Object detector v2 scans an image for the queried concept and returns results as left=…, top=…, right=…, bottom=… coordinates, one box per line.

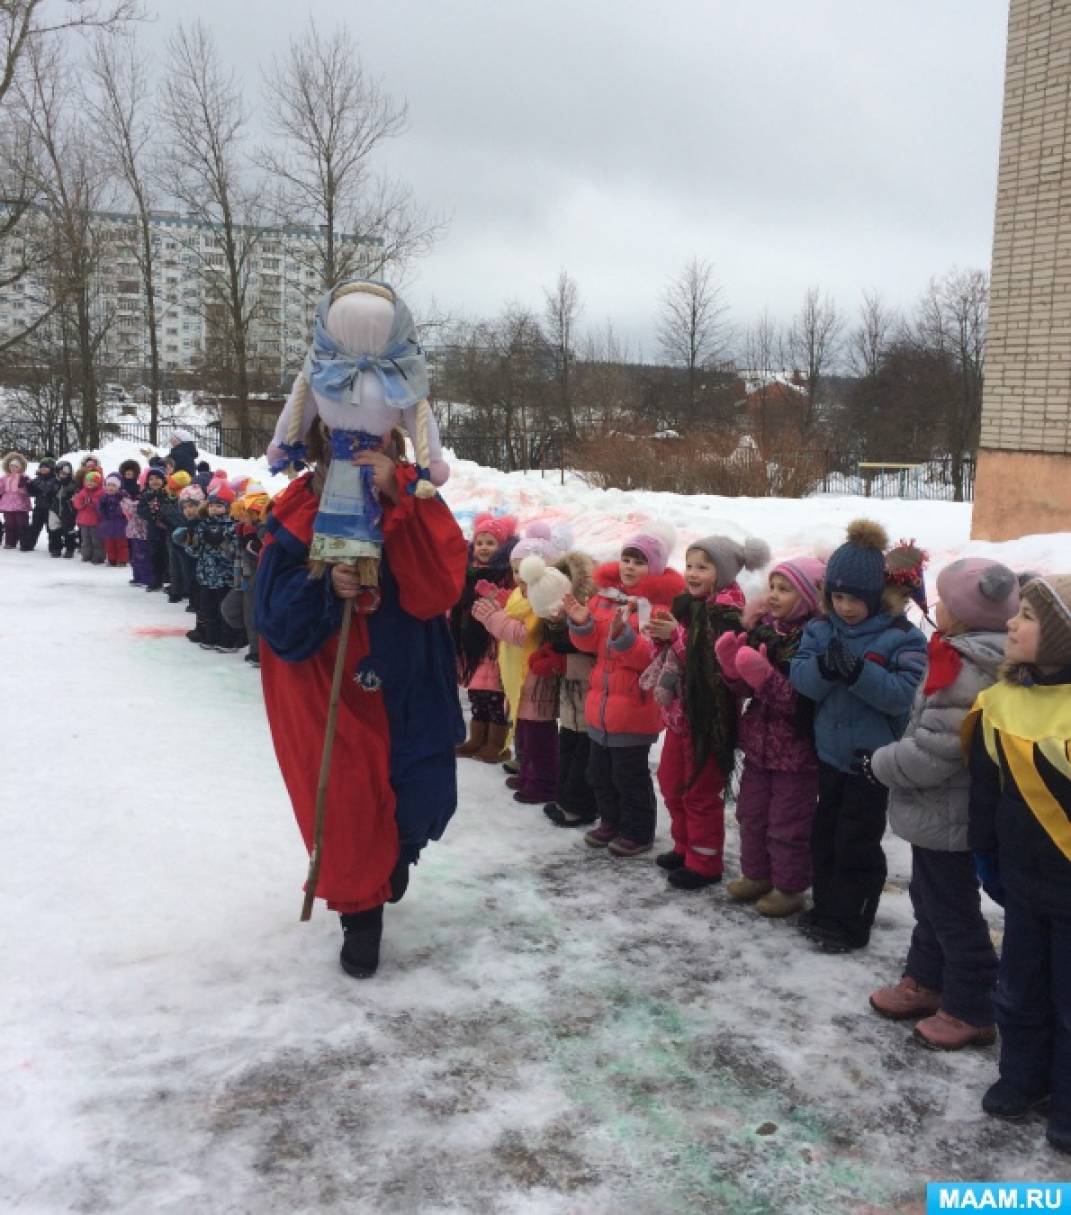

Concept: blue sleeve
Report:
left=254, top=539, right=342, bottom=662
left=790, top=621, right=837, bottom=703
left=848, top=628, right=927, bottom=715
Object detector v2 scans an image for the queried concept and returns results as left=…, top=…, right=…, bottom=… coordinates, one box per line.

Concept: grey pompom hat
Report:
left=687, top=535, right=771, bottom=590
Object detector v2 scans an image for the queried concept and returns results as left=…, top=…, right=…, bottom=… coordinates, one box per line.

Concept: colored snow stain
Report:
left=132, top=625, right=189, bottom=638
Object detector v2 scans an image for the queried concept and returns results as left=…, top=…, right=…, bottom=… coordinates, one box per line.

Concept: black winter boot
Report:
left=339, top=906, right=384, bottom=979
left=656, top=850, right=686, bottom=871
left=982, top=1078, right=1050, bottom=1119
left=1047, top=1116, right=1071, bottom=1155
left=667, top=866, right=722, bottom=890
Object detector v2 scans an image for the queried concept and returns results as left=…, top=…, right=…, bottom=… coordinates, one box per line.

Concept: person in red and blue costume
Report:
left=256, top=425, right=467, bottom=979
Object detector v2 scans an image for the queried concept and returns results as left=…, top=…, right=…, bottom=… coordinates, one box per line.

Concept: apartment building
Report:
left=0, top=207, right=371, bottom=385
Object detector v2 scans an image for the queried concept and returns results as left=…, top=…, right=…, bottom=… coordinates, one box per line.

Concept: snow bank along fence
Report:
left=0, top=415, right=975, bottom=501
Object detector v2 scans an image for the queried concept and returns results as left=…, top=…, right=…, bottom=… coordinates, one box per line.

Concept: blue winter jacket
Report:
left=790, top=611, right=927, bottom=772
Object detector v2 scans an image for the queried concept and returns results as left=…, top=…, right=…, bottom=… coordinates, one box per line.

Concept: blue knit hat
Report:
left=825, top=519, right=888, bottom=614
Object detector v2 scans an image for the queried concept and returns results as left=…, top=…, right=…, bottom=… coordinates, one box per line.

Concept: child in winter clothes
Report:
left=645, top=534, right=771, bottom=888
left=72, top=470, right=105, bottom=564
left=97, top=474, right=130, bottom=566
left=450, top=512, right=518, bottom=763
left=718, top=556, right=826, bottom=916
left=137, top=467, right=171, bottom=591
left=790, top=521, right=928, bottom=953
left=868, top=558, right=1019, bottom=1050
left=118, top=458, right=141, bottom=498
left=965, top=575, right=1071, bottom=1155
left=523, top=550, right=599, bottom=828
left=1, top=452, right=31, bottom=550
left=222, top=487, right=269, bottom=667
left=50, top=461, right=78, bottom=557
left=175, top=487, right=205, bottom=619
left=164, top=472, right=193, bottom=603
left=471, top=538, right=561, bottom=804
left=22, top=458, right=56, bottom=552
left=177, top=483, right=241, bottom=651
left=563, top=527, right=686, bottom=857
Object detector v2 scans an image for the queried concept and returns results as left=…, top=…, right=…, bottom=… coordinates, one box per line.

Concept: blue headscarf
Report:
left=306, top=280, right=429, bottom=411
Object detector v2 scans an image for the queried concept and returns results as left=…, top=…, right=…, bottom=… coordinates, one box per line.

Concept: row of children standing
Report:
left=449, top=510, right=1070, bottom=1157
left=2, top=447, right=269, bottom=668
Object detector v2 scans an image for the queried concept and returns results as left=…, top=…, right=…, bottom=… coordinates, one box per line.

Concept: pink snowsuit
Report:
left=727, top=612, right=820, bottom=894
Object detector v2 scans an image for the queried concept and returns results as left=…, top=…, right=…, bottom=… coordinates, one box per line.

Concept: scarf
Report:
left=964, top=679, right=1071, bottom=861
left=672, top=592, right=743, bottom=781
left=748, top=616, right=803, bottom=672
left=306, top=282, right=429, bottom=410
left=498, top=587, right=542, bottom=743
left=924, top=632, right=964, bottom=696
left=748, top=612, right=814, bottom=740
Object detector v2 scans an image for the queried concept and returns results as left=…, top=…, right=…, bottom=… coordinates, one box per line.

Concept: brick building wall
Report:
left=973, top=0, right=1071, bottom=538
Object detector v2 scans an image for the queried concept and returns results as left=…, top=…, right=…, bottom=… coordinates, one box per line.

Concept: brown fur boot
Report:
left=456, top=718, right=488, bottom=758
left=475, top=722, right=510, bottom=763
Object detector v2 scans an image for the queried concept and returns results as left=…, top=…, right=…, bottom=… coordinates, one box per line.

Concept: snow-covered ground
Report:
left=4, top=446, right=1068, bottom=1213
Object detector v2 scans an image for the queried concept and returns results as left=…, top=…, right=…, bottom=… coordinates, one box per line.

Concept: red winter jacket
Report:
left=569, top=562, right=686, bottom=745
left=72, top=485, right=103, bottom=527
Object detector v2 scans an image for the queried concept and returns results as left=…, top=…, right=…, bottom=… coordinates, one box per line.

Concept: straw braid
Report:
left=285, top=372, right=311, bottom=448
left=410, top=399, right=436, bottom=499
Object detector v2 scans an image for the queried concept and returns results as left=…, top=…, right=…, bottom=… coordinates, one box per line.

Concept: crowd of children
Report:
left=6, top=449, right=1069, bottom=1156
left=450, top=507, right=1070, bottom=1157
left=4, top=445, right=267, bottom=668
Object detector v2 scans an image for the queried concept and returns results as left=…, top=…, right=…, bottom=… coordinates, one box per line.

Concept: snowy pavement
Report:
left=2, top=545, right=1064, bottom=1215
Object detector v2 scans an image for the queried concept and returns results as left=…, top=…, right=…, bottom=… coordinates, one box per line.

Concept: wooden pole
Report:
left=300, top=593, right=355, bottom=921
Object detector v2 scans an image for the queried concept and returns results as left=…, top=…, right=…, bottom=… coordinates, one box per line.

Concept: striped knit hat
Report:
left=1022, top=576, right=1071, bottom=669
left=771, top=556, right=826, bottom=621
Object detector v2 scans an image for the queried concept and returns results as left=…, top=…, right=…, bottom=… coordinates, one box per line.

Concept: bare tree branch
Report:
left=256, top=20, right=445, bottom=313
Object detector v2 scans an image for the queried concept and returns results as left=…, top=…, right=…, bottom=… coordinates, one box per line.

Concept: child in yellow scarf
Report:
left=965, top=575, right=1071, bottom=1156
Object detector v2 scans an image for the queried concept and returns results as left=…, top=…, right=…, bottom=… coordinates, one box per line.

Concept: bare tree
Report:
left=19, top=38, right=115, bottom=447
left=657, top=257, right=730, bottom=422
left=0, top=0, right=140, bottom=108
left=87, top=31, right=164, bottom=441
left=913, top=268, right=987, bottom=499
left=543, top=268, right=581, bottom=437
left=740, top=310, right=794, bottom=451
left=258, top=21, right=443, bottom=308
left=0, top=1, right=139, bottom=357
left=788, top=286, right=843, bottom=433
left=848, top=289, right=897, bottom=378
left=160, top=21, right=262, bottom=451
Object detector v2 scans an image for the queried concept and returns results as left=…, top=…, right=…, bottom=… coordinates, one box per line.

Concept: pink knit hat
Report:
left=771, top=556, right=826, bottom=620
left=472, top=512, right=517, bottom=549
left=936, top=558, right=1019, bottom=632
left=622, top=523, right=676, bottom=577
left=513, top=521, right=574, bottom=563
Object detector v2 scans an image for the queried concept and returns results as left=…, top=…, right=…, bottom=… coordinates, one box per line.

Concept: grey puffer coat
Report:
left=872, top=630, right=1005, bottom=851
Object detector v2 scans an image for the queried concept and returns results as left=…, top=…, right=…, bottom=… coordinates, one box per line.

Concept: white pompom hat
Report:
left=519, top=554, right=572, bottom=619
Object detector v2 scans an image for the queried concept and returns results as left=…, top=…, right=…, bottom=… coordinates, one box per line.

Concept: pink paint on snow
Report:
left=132, top=626, right=189, bottom=638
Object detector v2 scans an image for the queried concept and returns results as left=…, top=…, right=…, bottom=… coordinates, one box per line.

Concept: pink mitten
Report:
left=713, top=630, right=745, bottom=679
left=735, top=643, right=773, bottom=691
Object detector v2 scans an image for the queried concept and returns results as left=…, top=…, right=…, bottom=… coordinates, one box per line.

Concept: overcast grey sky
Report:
left=141, top=0, right=1009, bottom=357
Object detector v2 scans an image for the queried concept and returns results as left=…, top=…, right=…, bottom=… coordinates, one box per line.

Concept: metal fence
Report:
left=0, top=418, right=273, bottom=460
left=438, top=429, right=566, bottom=479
